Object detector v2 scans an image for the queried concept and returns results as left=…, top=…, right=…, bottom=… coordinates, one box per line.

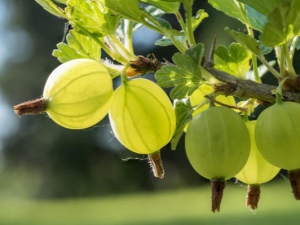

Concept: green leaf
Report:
left=208, top=0, right=267, bottom=31
left=52, top=30, right=101, bottom=63
left=288, top=0, right=300, bottom=36
left=154, top=36, right=185, bottom=47
left=258, top=42, right=273, bottom=55
left=140, top=9, right=183, bottom=36
left=153, top=17, right=172, bottom=30
left=171, top=99, right=193, bottom=150
left=245, top=5, right=267, bottom=31
left=129, top=5, right=165, bottom=34
left=139, top=0, right=180, bottom=14
left=236, top=0, right=284, bottom=15
left=99, top=0, right=144, bottom=23
left=185, top=43, right=204, bottom=66
left=66, top=0, right=120, bottom=37
left=160, top=0, right=193, bottom=3
left=225, top=28, right=261, bottom=55
left=155, top=44, right=204, bottom=99
left=155, top=36, right=173, bottom=46
left=214, top=43, right=252, bottom=77
left=259, top=1, right=295, bottom=47
left=35, top=0, right=66, bottom=18
left=53, top=0, right=67, bottom=3
left=208, top=0, right=247, bottom=24
left=192, top=9, right=209, bottom=31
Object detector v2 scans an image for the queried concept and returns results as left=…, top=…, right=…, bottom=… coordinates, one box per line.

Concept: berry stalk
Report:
left=246, top=184, right=261, bottom=210
left=148, top=151, right=164, bottom=179
left=288, top=169, right=300, bottom=200
left=211, top=179, right=226, bottom=213
left=14, top=98, right=46, bottom=116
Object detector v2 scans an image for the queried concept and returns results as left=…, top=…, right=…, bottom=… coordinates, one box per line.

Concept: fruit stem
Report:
left=13, top=98, right=47, bottom=116
left=288, top=169, right=300, bottom=200
left=211, top=179, right=226, bottom=213
left=246, top=184, right=261, bottom=210
left=275, top=77, right=288, bottom=104
left=148, top=151, right=164, bottom=179
left=205, top=95, right=248, bottom=112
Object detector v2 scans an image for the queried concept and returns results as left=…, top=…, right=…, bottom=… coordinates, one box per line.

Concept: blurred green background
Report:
left=0, top=0, right=299, bottom=224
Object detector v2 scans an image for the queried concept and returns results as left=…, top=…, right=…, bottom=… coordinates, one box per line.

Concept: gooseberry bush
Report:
left=13, top=0, right=300, bottom=212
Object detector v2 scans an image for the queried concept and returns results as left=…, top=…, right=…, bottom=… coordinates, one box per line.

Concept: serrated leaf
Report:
left=171, top=99, right=193, bottom=150
left=225, top=28, right=261, bottom=55
left=214, top=43, right=252, bottom=77
left=128, top=5, right=164, bottom=34
left=53, top=0, right=67, bottom=4
left=99, top=0, right=144, bottom=23
left=154, top=36, right=174, bottom=46
left=154, top=17, right=172, bottom=30
left=155, top=44, right=204, bottom=99
left=245, top=5, right=267, bottom=31
left=259, top=1, right=295, bottom=47
left=35, top=0, right=66, bottom=18
left=139, top=0, right=180, bottom=14
left=66, top=0, right=120, bottom=37
left=209, top=0, right=267, bottom=31
left=192, top=9, right=209, bottom=31
left=52, top=30, right=101, bottom=63
left=154, top=35, right=185, bottom=47
left=185, top=43, right=204, bottom=66
left=258, top=42, right=273, bottom=55
left=208, top=0, right=247, bottom=24
left=140, top=9, right=183, bottom=36
left=236, top=0, right=284, bottom=15
left=289, top=0, right=300, bottom=36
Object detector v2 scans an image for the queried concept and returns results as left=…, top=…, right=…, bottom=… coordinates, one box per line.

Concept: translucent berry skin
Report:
left=190, top=84, right=236, bottom=116
left=43, top=59, right=113, bottom=129
left=184, top=84, right=235, bottom=131
left=109, top=78, right=176, bottom=154
left=255, top=101, right=300, bottom=170
left=236, top=120, right=280, bottom=185
left=185, top=106, right=251, bottom=180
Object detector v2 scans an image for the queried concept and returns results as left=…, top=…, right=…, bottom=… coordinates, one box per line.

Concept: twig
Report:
left=203, top=62, right=300, bottom=104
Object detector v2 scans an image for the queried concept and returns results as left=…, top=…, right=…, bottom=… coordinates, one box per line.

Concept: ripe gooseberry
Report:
left=255, top=96, right=300, bottom=200
left=235, top=120, right=280, bottom=210
left=109, top=78, right=176, bottom=178
left=109, top=78, right=176, bottom=154
left=14, top=59, right=114, bottom=129
left=185, top=105, right=250, bottom=212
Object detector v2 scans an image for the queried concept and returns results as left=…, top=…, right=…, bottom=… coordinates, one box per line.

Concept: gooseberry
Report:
left=235, top=120, right=280, bottom=210
left=185, top=105, right=250, bottom=212
left=109, top=78, right=176, bottom=155
left=183, top=84, right=235, bottom=131
left=255, top=96, right=300, bottom=200
left=14, top=59, right=114, bottom=129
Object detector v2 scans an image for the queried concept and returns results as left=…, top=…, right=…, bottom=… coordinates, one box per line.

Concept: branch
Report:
left=203, top=62, right=300, bottom=104
left=129, top=55, right=300, bottom=104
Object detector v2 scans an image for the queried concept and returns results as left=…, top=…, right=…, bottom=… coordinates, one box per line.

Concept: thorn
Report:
left=209, top=36, right=217, bottom=63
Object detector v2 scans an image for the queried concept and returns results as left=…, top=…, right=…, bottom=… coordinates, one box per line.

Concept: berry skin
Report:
left=109, top=78, right=176, bottom=155
left=255, top=99, right=300, bottom=200
left=43, top=59, right=113, bottom=129
left=235, top=120, right=280, bottom=210
left=185, top=106, right=250, bottom=212
left=185, top=106, right=250, bottom=180
left=236, top=120, right=280, bottom=185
